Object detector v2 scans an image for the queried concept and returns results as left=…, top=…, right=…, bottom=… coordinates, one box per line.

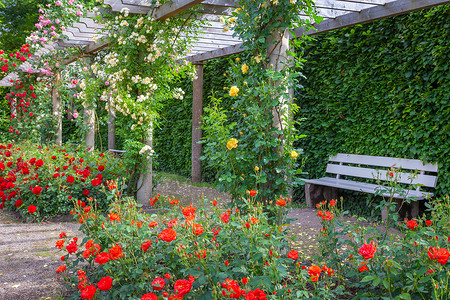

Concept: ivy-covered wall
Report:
left=296, top=5, right=450, bottom=197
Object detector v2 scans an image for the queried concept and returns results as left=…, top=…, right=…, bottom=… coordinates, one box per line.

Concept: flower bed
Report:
left=0, top=142, right=127, bottom=220
left=54, top=190, right=342, bottom=299
left=315, top=196, right=450, bottom=299
left=53, top=183, right=450, bottom=299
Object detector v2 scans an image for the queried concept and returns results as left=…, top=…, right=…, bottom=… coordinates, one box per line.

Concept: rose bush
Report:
left=0, top=141, right=127, bottom=220
left=54, top=188, right=346, bottom=299
left=315, top=196, right=450, bottom=299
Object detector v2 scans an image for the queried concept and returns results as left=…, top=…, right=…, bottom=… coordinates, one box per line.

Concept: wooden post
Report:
left=191, top=63, right=204, bottom=183
left=266, top=29, right=290, bottom=132
left=83, top=57, right=95, bottom=151
left=107, top=95, right=116, bottom=150
left=84, top=104, right=95, bottom=150
left=137, top=126, right=153, bottom=205
left=52, top=69, right=62, bottom=145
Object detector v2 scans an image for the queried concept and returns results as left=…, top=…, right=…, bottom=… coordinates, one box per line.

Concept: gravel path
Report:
left=0, top=212, right=81, bottom=300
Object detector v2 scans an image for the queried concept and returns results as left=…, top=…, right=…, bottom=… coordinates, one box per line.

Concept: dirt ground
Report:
left=0, top=178, right=393, bottom=299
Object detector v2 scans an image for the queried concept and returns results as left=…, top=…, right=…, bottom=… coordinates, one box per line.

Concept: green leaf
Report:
left=361, top=275, right=374, bottom=282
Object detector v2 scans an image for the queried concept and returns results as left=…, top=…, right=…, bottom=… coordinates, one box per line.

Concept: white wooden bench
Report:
left=304, top=153, right=439, bottom=219
left=109, top=149, right=126, bottom=157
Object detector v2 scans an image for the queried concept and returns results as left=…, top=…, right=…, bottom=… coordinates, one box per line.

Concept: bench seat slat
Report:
left=329, top=153, right=438, bottom=172
left=303, top=177, right=433, bottom=200
left=326, top=164, right=438, bottom=188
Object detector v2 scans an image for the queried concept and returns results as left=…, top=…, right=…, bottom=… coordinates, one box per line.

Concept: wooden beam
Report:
left=85, top=39, right=112, bottom=53
left=187, top=0, right=449, bottom=62
left=202, top=0, right=238, bottom=7
left=186, top=42, right=245, bottom=62
left=152, top=0, right=204, bottom=20
left=296, top=0, right=450, bottom=35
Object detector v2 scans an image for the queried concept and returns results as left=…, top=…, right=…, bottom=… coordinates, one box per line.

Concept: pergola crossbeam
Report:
left=186, top=0, right=449, bottom=62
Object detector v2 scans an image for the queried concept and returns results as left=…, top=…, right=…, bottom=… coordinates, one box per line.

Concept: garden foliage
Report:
left=55, top=188, right=346, bottom=300
left=296, top=5, right=450, bottom=198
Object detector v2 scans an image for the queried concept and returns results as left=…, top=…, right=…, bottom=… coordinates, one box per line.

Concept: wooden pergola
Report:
left=1, top=0, right=448, bottom=184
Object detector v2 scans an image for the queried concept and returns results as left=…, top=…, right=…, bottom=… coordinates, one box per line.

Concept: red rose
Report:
left=221, top=212, right=230, bottom=224
left=55, top=265, right=67, bottom=273
left=151, top=277, right=165, bottom=290
left=91, top=178, right=101, bottom=186
left=80, top=284, right=96, bottom=299
left=97, top=276, right=113, bottom=291
left=32, top=186, right=43, bottom=195
left=246, top=288, right=267, bottom=300
left=158, top=228, right=177, bottom=242
left=67, top=175, right=75, bottom=183
left=406, top=219, right=418, bottom=230
left=108, top=244, right=124, bottom=260
left=164, top=273, right=171, bottom=279
left=329, top=199, right=336, bottom=207
left=426, top=220, right=432, bottom=226
left=192, top=223, right=204, bottom=235
left=141, top=240, right=152, bottom=252
left=14, top=199, right=23, bottom=207
left=66, top=240, right=78, bottom=254
left=95, top=252, right=110, bottom=265
left=83, top=189, right=90, bottom=196
left=35, top=159, right=43, bottom=167
left=358, top=262, right=369, bottom=272
left=141, top=293, right=157, bottom=300
left=358, top=241, right=377, bottom=259
left=98, top=165, right=105, bottom=171
left=437, top=248, right=450, bottom=265
left=174, top=279, right=192, bottom=297
left=322, top=211, right=333, bottom=221
left=276, top=199, right=287, bottom=206
left=249, top=190, right=257, bottom=197
left=28, top=205, right=37, bottom=214
left=287, top=250, right=298, bottom=260
left=149, top=221, right=158, bottom=227
left=308, top=265, right=321, bottom=282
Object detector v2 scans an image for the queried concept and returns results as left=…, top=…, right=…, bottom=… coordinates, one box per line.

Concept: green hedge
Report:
left=295, top=5, right=450, bottom=198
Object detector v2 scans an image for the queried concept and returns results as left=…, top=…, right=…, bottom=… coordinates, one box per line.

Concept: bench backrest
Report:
left=326, top=153, right=438, bottom=188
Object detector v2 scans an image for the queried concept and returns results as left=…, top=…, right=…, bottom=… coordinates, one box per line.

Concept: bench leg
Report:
left=305, top=183, right=314, bottom=208
left=381, top=199, right=405, bottom=221
left=305, top=183, right=337, bottom=208
left=410, top=200, right=419, bottom=219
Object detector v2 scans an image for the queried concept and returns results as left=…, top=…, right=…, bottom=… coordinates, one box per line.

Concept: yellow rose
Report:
left=229, top=86, right=239, bottom=97
left=290, top=150, right=299, bottom=159
left=241, top=63, right=249, bottom=74
left=254, top=166, right=259, bottom=171
left=227, top=138, right=238, bottom=150
left=236, top=57, right=240, bottom=62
